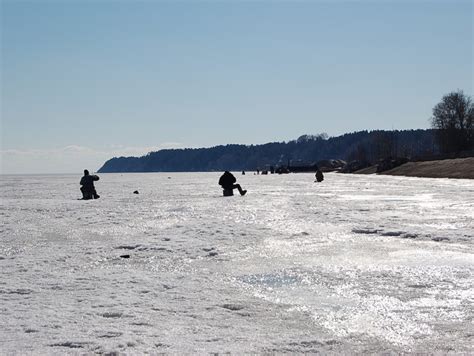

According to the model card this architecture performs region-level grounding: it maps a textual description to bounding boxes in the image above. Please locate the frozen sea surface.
[0,172,473,354]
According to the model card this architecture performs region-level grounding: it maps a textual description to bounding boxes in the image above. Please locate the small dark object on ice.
[315,169,324,182]
[120,254,130,258]
[133,190,139,194]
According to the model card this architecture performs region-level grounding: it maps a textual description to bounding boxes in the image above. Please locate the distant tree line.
[98,129,438,173]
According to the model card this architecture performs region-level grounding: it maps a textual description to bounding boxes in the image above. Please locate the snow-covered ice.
[1,172,473,354]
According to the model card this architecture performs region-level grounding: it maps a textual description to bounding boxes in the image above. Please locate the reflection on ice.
[239,271,301,288]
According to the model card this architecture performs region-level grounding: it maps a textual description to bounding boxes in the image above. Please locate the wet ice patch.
[352,228,380,234]
[24,328,39,333]
[381,231,404,237]
[98,331,123,338]
[401,233,418,239]
[221,304,245,311]
[431,236,450,242]
[49,341,91,349]
[101,312,124,318]
[352,228,422,241]
[1,288,34,295]
[114,244,142,250]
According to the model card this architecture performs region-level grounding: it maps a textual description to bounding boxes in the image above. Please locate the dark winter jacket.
[80,175,99,190]
[218,171,236,190]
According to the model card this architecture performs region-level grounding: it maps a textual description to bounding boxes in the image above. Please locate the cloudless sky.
[1,0,472,173]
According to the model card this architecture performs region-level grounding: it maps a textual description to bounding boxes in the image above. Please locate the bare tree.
[431,90,474,153]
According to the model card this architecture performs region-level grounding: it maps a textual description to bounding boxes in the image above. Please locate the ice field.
[1,172,473,354]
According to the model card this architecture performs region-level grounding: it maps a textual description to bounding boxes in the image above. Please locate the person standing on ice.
[80,169,100,200]
[315,169,324,182]
[219,171,247,196]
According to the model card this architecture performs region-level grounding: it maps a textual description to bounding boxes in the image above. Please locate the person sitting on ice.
[80,169,100,200]
[218,171,247,196]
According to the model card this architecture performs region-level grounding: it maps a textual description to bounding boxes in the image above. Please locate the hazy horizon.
[3,127,433,175]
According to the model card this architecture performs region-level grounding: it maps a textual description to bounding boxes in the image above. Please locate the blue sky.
[1,0,472,174]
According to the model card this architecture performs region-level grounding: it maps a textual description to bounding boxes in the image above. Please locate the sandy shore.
[381,157,474,179]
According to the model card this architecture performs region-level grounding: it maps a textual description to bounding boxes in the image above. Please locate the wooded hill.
[98,129,437,173]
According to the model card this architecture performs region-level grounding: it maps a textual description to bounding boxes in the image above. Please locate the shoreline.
[354,157,474,179]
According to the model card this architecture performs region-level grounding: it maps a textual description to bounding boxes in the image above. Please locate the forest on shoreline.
[98,129,438,173]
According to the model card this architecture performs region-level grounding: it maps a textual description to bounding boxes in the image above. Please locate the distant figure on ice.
[80,169,100,200]
[219,171,247,196]
[315,169,324,183]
